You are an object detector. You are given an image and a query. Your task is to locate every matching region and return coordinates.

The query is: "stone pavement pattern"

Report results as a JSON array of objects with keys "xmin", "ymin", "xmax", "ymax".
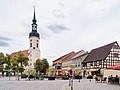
[{"xmin": 0, "ymin": 77, "xmax": 120, "ymax": 90}]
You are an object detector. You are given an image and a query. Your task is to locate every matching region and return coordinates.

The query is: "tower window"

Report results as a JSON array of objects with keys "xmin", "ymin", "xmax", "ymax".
[
  {"xmin": 30, "ymin": 43, "xmax": 32, "ymax": 47},
  {"xmin": 30, "ymin": 39, "xmax": 32, "ymax": 42},
  {"xmin": 37, "ymin": 40, "xmax": 38, "ymax": 42},
  {"xmin": 33, "ymin": 47, "xmax": 35, "ymax": 49},
  {"xmin": 37, "ymin": 43, "xmax": 38, "ymax": 48}
]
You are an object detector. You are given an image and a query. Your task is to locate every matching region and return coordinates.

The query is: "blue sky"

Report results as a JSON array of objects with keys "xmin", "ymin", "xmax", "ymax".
[{"xmin": 1, "ymin": 0, "xmax": 120, "ymax": 65}]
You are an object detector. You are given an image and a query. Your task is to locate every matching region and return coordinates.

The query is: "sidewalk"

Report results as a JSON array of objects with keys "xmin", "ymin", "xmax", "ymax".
[{"xmin": 63, "ymin": 79, "xmax": 120, "ymax": 90}]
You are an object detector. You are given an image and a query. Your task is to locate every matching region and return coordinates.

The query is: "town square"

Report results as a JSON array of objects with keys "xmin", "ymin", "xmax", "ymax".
[
  {"xmin": 0, "ymin": 77, "xmax": 120, "ymax": 90},
  {"xmin": 1, "ymin": 0, "xmax": 120, "ymax": 90}
]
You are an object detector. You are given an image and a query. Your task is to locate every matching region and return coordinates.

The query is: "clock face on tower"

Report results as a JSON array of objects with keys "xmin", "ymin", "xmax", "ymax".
[{"xmin": 32, "ymin": 24, "xmax": 37, "ymax": 30}]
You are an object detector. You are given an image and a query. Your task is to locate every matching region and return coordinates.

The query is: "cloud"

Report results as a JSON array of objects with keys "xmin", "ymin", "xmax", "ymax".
[
  {"xmin": 53, "ymin": 10, "xmax": 65, "ymax": 18},
  {"xmin": 0, "ymin": 35, "xmax": 12, "ymax": 41},
  {"xmin": 19, "ymin": 20, "xmax": 30, "ymax": 29},
  {"xmin": 47, "ymin": 23, "xmax": 69, "ymax": 33},
  {"xmin": 0, "ymin": 35, "xmax": 12, "ymax": 47},
  {"xmin": 46, "ymin": 55, "xmax": 57, "ymax": 59},
  {"xmin": 0, "ymin": 41, "xmax": 9, "ymax": 46},
  {"xmin": 40, "ymin": 31, "xmax": 50, "ymax": 39},
  {"xmin": 59, "ymin": 3, "xmax": 64, "ymax": 8}
]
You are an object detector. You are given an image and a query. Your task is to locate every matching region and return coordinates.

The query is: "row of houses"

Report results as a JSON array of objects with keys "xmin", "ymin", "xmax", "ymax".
[{"xmin": 52, "ymin": 41, "xmax": 120, "ymax": 75}]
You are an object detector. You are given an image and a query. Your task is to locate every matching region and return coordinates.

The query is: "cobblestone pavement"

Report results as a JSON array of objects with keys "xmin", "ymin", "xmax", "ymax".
[{"xmin": 0, "ymin": 77, "xmax": 120, "ymax": 90}]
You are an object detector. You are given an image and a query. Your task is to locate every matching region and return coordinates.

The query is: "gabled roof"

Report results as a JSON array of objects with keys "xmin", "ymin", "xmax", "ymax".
[
  {"xmin": 53, "ymin": 51, "xmax": 75, "ymax": 64},
  {"xmin": 61, "ymin": 51, "xmax": 77, "ymax": 63},
  {"xmin": 72, "ymin": 52, "xmax": 88, "ymax": 60},
  {"xmin": 11, "ymin": 50, "xmax": 29, "ymax": 58},
  {"xmin": 71, "ymin": 50, "xmax": 86, "ymax": 60},
  {"xmin": 83, "ymin": 41, "xmax": 119, "ymax": 63}
]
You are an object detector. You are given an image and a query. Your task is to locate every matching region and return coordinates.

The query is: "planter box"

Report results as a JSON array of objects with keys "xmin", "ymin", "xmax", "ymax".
[
  {"xmin": 75, "ymin": 76, "xmax": 82, "ymax": 79},
  {"xmin": 21, "ymin": 74, "xmax": 28, "ymax": 78},
  {"xmin": 48, "ymin": 77, "xmax": 55, "ymax": 80},
  {"xmin": 62, "ymin": 77, "xmax": 69, "ymax": 80},
  {"xmin": 87, "ymin": 75, "xmax": 93, "ymax": 79}
]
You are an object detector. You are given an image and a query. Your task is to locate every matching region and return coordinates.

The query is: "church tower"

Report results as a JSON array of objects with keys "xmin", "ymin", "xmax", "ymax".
[{"xmin": 29, "ymin": 7, "xmax": 40, "ymax": 69}]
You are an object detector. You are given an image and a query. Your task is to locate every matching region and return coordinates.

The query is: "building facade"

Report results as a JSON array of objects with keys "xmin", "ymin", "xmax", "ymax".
[
  {"xmin": 82, "ymin": 41, "xmax": 120, "ymax": 69},
  {"xmin": 61, "ymin": 51, "xmax": 76, "ymax": 70},
  {"xmin": 71, "ymin": 50, "xmax": 88, "ymax": 69}
]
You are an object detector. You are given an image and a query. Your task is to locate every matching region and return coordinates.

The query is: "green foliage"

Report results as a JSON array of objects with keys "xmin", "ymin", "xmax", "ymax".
[
  {"xmin": 17, "ymin": 51, "xmax": 29, "ymax": 67},
  {"xmin": 0, "ymin": 52, "xmax": 5, "ymax": 72},
  {"xmin": 10, "ymin": 59, "xmax": 18, "ymax": 71},
  {"xmin": 26, "ymin": 69, "xmax": 36, "ymax": 76},
  {"xmin": 15, "ymin": 51, "xmax": 29, "ymax": 74},
  {"xmin": 63, "ymin": 74, "xmax": 69, "ymax": 78},
  {"xmin": 0, "ymin": 53, "xmax": 12, "ymax": 72},
  {"xmin": 34, "ymin": 59, "xmax": 43, "ymax": 72},
  {"xmin": 47, "ymin": 67, "xmax": 56, "ymax": 72},
  {"xmin": 34, "ymin": 58, "xmax": 49, "ymax": 75},
  {"xmin": 42, "ymin": 58, "xmax": 49, "ymax": 69},
  {"xmin": 0, "ymin": 51, "xmax": 29, "ymax": 75},
  {"xmin": 4, "ymin": 54, "xmax": 12, "ymax": 69}
]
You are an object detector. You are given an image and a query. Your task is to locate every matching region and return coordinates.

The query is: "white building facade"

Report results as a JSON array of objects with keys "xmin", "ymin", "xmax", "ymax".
[
  {"xmin": 28, "ymin": 9, "xmax": 40, "ymax": 69},
  {"xmin": 72, "ymin": 50, "xmax": 88, "ymax": 69}
]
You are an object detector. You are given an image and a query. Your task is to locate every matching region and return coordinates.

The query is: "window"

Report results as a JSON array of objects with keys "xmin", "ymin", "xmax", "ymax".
[
  {"xmin": 37, "ymin": 43, "xmax": 38, "ymax": 48},
  {"xmin": 113, "ymin": 53, "xmax": 118, "ymax": 58},
  {"xmin": 36, "ymin": 40, "xmax": 38, "ymax": 42},
  {"xmin": 83, "ymin": 63, "xmax": 87, "ymax": 67},
  {"xmin": 33, "ymin": 47, "xmax": 35, "ymax": 49},
  {"xmin": 94, "ymin": 62, "xmax": 97, "ymax": 66},
  {"xmin": 30, "ymin": 43, "xmax": 32, "ymax": 47},
  {"xmin": 99, "ymin": 61, "xmax": 102, "ymax": 65},
  {"xmin": 90, "ymin": 63, "xmax": 93, "ymax": 66},
  {"xmin": 30, "ymin": 39, "xmax": 32, "ymax": 42}
]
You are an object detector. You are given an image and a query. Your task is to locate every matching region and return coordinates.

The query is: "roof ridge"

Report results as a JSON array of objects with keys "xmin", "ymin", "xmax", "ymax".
[
  {"xmin": 92, "ymin": 41, "xmax": 117, "ymax": 50},
  {"xmin": 83, "ymin": 41, "xmax": 118, "ymax": 63}
]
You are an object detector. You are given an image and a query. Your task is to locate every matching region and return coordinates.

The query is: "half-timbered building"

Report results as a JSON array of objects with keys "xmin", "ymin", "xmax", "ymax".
[{"xmin": 82, "ymin": 41, "xmax": 120, "ymax": 69}]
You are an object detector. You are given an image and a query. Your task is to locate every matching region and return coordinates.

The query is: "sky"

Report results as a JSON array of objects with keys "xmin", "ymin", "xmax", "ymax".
[{"xmin": 1, "ymin": 0, "xmax": 120, "ymax": 65}]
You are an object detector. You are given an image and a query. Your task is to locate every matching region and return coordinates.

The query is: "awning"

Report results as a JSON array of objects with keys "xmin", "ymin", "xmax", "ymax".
[
  {"xmin": 90, "ymin": 69, "xmax": 98, "ymax": 71},
  {"xmin": 107, "ymin": 64, "xmax": 120, "ymax": 70}
]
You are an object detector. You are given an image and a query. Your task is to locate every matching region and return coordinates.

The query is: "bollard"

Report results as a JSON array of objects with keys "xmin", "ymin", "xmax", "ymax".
[
  {"xmin": 9, "ymin": 72, "xmax": 11, "ymax": 81},
  {"xmin": 69, "ymin": 78, "xmax": 70, "ymax": 86},
  {"xmin": 90, "ymin": 79, "xmax": 91, "ymax": 82},
  {"xmin": 71, "ymin": 78, "xmax": 73, "ymax": 90}
]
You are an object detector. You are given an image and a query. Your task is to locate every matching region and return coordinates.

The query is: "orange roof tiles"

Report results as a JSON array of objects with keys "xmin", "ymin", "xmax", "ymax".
[{"xmin": 11, "ymin": 50, "xmax": 29, "ymax": 58}]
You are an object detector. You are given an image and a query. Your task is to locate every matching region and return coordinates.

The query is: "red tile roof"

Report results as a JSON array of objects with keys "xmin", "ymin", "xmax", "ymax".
[
  {"xmin": 53, "ymin": 51, "xmax": 75, "ymax": 65},
  {"xmin": 83, "ymin": 41, "xmax": 119, "ymax": 63},
  {"xmin": 11, "ymin": 50, "xmax": 29, "ymax": 58},
  {"xmin": 53, "ymin": 51, "xmax": 81, "ymax": 65}
]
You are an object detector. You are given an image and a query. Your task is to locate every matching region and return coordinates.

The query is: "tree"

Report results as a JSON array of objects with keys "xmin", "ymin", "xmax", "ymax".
[
  {"xmin": 34, "ymin": 59, "xmax": 43, "ymax": 75},
  {"xmin": 10, "ymin": 58, "xmax": 18, "ymax": 75},
  {"xmin": 4, "ymin": 54, "xmax": 12, "ymax": 70},
  {"xmin": 42, "ymin": 58, "xmax": 49, "ymax": 75},
  {"xmin": 42, "ymin": 58, "xmax": 49, "ymax": 69},
  {"xmin": 34, "ymin": 58, "xmax": 49, "ymax": 75},
  {"xmin": 16, "ymin": 51, "xmax": 29, "ymax": 74},
  {"xmin": 0, "ymin": 52, "xmax": 5, "ymax": 72}
]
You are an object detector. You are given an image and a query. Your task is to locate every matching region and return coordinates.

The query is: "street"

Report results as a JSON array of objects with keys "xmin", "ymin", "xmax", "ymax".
[{"xmin": 0, "ymin": 77, "xmax": 120, "ymax": 90}]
